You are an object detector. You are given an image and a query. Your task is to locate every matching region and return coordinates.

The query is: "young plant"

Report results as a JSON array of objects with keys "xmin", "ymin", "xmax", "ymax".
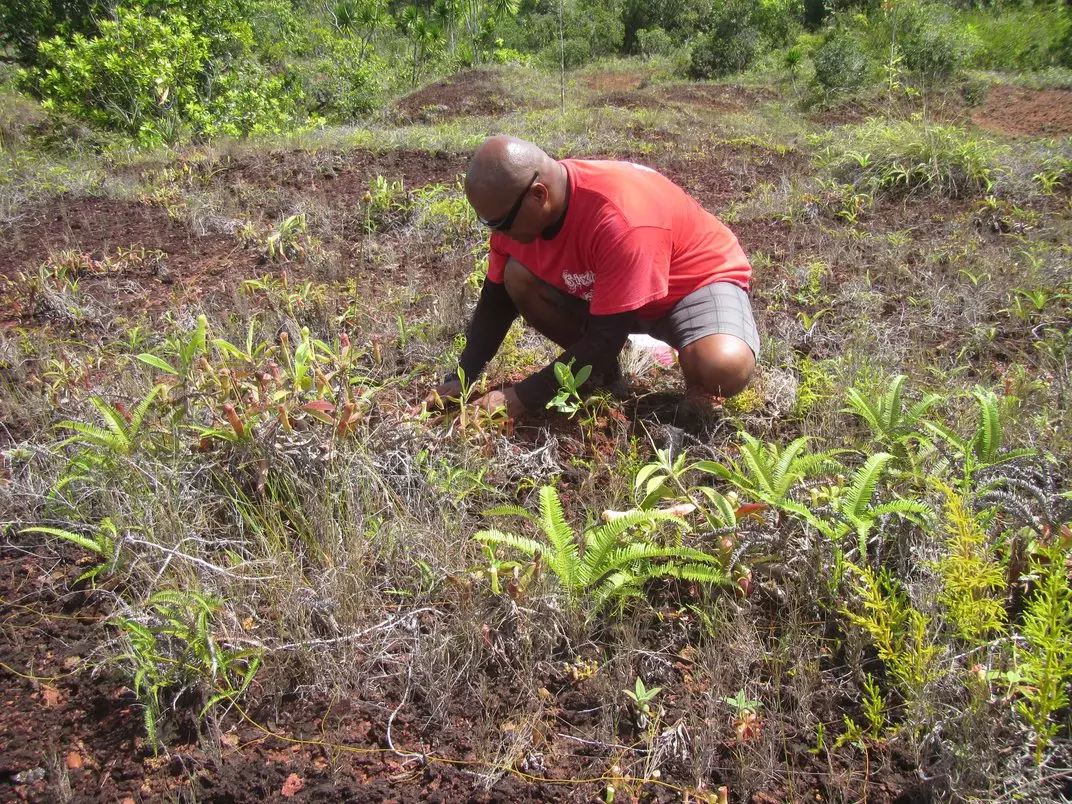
[
  {"xmin": 546, "ymin": 360, "xmax": 592, "ymax": 419},
  {"xmin": 724, "ymin": 689, "xmax": 763, "ymax": 742},
  {"xmin": 624, "ymin": 677, "xmax": 662, "ymax": 727},
  {"xmin": 1014, "ymin": 547, "xmax": 1072, "ymax": 764},
  {"xmin": 474, "ymin": 484, "xmax": 729, "ymax": 613}
]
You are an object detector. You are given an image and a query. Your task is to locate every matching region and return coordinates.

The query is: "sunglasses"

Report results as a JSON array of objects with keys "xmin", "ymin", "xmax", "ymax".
[{"xmin": 477, "ymin": 171, "xmax": 539, "ymax": 232}]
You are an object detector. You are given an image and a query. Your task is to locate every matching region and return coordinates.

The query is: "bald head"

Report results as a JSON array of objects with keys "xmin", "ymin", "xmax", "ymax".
[
  {"xmin": 465, "ymin": 136, "xmax": 568, "ymax": 243},
  {"xmin": 465, "ymin": 136, "xmax": 555, "ymax": 197}
]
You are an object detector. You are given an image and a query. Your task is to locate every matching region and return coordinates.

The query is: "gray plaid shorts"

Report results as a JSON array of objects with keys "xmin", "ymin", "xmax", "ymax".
[{"xmin": 637, "ymin": 282, "xmax": 760, "ymax": 357}]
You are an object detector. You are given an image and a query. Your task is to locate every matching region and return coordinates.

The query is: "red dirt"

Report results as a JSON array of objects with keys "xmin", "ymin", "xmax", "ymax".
[
  {"xmin": 971, "ymin": 84, "xmax": 1072, "ymax": 137},
  {"xmin": 0, "ymin": 198, "xmax": 259, "ymax": 327},
  {"xmin": 395, "ymin": 70, "xmax": 528, "ymax": 123}
]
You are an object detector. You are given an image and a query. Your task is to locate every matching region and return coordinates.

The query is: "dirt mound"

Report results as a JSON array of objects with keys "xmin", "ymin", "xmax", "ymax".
[
  {"xmin": 972, "ymin": 84, "xmax": 1072, "ymax": 137},
  {"xmin": 395, "ymin": 69, "xmax": 517, "ymax": 122}
]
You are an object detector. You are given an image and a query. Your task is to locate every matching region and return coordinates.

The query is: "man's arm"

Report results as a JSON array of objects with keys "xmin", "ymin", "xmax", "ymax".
[
  {"xmin": 512, "ymin": 311, "xmax": 636, "ymax": 411},
  {"xmin": 446, "ymin": 279, "xmax": 519, "ymax": 384}
]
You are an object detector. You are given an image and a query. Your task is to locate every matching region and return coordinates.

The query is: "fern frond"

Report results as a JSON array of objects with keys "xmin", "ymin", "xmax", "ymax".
[
  {"xmin": 773, "ymin": 436, "xmax": 811, "ymax": 496},
  {"xmin": 844, "ymin": 452, "xmax": 894, "ymax": 520},
  {"xmin": 661, "ymin": 562, "xmax": 731, "ymax": 585},
  {"xmin": 128, "ymin": 384, "xmax": 164, "ymax": 437},
  {"xmin": 538, "ymin": 486, "xmax": 579, "ymax": 588},
  {"xmin": 472, "ymin": 529, "xmax": 544, "ymax": 557},
  {"xmin": 89, "ymin": 395, "xmax": 130, "ymax": 446},
  {"xmin": 971, "ymin": 388, "xmax": 1002, "ymax": 463},
  {"xmin": 58, "ymin": 420, "xmax": 123, "ymax": 450},
  {"xmin": 882, "ymin": 374, "xmax": 907, "ymax": 436},
  {"xmin": 481, "ymin": 505, "xmax": 532, "ymax": 520},
  {"xmin": 844, "ymin": 386, "xmax": 884, "ymax": 434},
  {"xmin": 736, "ymin": 433, "xmax": 777, "ymax": 497}
]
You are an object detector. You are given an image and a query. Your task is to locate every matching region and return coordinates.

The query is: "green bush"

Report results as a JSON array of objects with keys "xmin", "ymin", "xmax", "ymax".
[
  {"xmin": 25, "ymin": 5, "xmax": 306, "ymax": 146},
  {"xmin": 296, "ymin": 43, "xmax": 382, "ymax": 122},
  {"xmin": 812, "ymin": 27, "xmax": 872, "ymax": 93},
  {"xmin": 965, "ymin": 7, "xmax": 1067, "ymax": 71},
  {"xmin": 541, "ymin": 38, "xmax": 592, "ymax": 70},
  {"xmin": 754, "ymin": 0, "xmax": 804, "ymax": 48},
  {"xmin": 190, "ymin": 61, "xmax": 303, "ymax": 138},
  {"xmin": 688, "ymin": 0, "xmax": 761, "ymax": 79},
  {"xmin": 892, "ymin": 2, "xmax": 977, "ymax": 81},
  {"xmin": 637, "ymin": 27, "xmax": 674, "ymax": 58},
  {"xmin": 27, "ymin": 7, "xmax": 211, "ymax": 146}
]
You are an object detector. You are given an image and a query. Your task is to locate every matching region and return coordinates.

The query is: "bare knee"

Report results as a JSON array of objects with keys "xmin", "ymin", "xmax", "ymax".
[{"xmin": 679, "ymin": 334, "xmax": 756, "ymax": 398}]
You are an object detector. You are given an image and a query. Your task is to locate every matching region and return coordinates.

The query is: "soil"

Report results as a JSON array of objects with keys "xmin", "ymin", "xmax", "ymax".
[
  {"xmin": 0, "ymin": 539, "xmax": 928, "ymax": 803},
  {"xmin": 971, "ymin": 84, "xmax": 1072, "ymax": 137},
  {"xmin": 0, "ymin": 198, "xmax": 260, "ymax": 328},
  {"xmin": 395, "ymin": 70, "xmax": 541, "ymax": 123},
  {"xmin": 812, "ymin": 84, "xmax": 1072, "ymax": 139}
]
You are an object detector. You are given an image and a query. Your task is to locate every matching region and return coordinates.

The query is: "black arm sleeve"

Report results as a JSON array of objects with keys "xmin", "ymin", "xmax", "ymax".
[
  {"xmin": 513, "ymin": 310, "xmax": 636, "ymax": 411},
  {"xmin": 447, "ymin": 279, "xmax": 518, "ymax": 384}
]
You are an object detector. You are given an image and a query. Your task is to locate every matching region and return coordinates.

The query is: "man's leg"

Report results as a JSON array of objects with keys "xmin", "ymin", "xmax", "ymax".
[
  {"xmin": 678, "ymin": 334, "xmax": 756, "ymax": 398},
  {"xmin": 502, "ymin": 257, "xmax": 588, "ymax": 348},
  {"xmin": 655, "ymin": 282, "xmax": 760, "ymax": 399}
]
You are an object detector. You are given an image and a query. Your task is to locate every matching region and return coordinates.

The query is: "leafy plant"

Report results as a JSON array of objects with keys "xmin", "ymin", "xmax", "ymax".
[
  {"xmin": 21, "ymin": 518, "xmax": 121, "ymax": 583},
  {"xmin": 546, "ymin": 360, "xmax": 592, "ymax": 418},
  {"xmin": 474, "ymin": 484, "xmax": 728, "ymax": 612},
  {"xmin": 114, "ymin": 589, "xmax": 260, "ymax": 753},
  {"xmin": 1014, "ymin": 547, "xmax": 1072, "ymax": 764},
  {"xmin": 843, "ymin": 374, "xmax": 941, "ymax": 470},
  {"xmin": 930, "ymin": 481, "xmax": 1006, "ymax": 643},
  {"xmin": 843, "ymin": 564, "xmax": 939, "ymax": 698}
]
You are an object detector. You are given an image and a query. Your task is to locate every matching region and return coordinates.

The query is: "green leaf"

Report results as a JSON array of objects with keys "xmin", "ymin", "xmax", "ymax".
[{"xmin": 136, "ymin": 353, "xmax": 179, "ymax": 375}]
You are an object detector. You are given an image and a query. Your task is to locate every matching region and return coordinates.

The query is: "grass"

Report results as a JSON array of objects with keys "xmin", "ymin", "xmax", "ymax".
[{"xmin": 2, "ymin": 57, "xmax": 1072, "ymax": 801}]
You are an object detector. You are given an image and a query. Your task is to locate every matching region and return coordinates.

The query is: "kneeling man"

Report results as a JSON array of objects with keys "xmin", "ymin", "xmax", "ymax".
[{"xmin": 433, "ymin": 135, "xmax": 759, "ymax": 418}]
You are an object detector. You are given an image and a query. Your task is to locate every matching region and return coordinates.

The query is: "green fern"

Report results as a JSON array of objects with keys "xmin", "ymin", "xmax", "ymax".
[
  {"xmin": 922, "ymin": 387, "xmax": 1035, "ymax": 494},
  {"xmin": 20, "ymin": 518, "xmax": 121, "ymax": 583},
  {"xmin": 474, "ymin": 485, "xmax": 729, "ymax": 613},
  {"xmin": 843, "ymin": 374, "xmax": 941, "ymax": 466}
]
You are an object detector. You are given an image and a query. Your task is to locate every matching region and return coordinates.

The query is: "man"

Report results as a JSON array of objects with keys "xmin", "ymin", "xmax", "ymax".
[{"xmin": 430, "ymin": 135, "xmax": 759, "ymax": 418}]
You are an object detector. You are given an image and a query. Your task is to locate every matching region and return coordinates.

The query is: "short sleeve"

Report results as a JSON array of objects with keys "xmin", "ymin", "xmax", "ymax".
[{"xmin": 486, "ymin": 235, "xmax": 510, "ymax": 284}]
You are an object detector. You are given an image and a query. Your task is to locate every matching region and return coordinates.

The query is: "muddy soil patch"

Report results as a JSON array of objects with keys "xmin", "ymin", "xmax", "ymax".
[
  {"xmin": 0, "ymin": 198, "xmax": 259, "ymax": 326},
  {"xmin": 972, "ymin": 84, "xmax": 1072, "ymax": 137},
  {"xmin": 395, "ymin": 70, "xmax": 523, "ymax": 123}
]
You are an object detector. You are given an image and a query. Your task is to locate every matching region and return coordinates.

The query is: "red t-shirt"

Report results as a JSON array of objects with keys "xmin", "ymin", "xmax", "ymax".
[{"xmin": 487, "ymin": 159, "xmax": 751, "ymax": 320}]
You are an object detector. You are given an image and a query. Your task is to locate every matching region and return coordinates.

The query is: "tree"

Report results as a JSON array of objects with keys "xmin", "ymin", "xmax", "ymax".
[{"xmin": 399, "ymin": 5, "xmax": 443, "ymax": 85}]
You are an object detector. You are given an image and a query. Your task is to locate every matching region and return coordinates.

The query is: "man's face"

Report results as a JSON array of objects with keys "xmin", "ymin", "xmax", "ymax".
[{"xmin": 470, "ymin": 172, "xmax": 543, "ymax": 245}]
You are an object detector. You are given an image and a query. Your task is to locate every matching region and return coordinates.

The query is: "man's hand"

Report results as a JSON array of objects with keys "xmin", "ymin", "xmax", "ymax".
[
  {"xmin": 424, "ymin": 379, "xmax": 464, "ymax": 411},
  {"xmin": 472, "ymin": 386, "xmax": 526, "ymax": 419}
]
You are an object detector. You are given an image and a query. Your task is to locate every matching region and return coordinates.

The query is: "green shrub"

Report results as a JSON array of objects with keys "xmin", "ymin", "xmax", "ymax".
[
  {"xmin": 296, "ymin": 44, "xmax": 382, "ymax": 122},
  {"xmin": 637, "ymin": 26, "xmax": 674, "ymax": 58},
  {"xmin": 965, "ymin": 7, "xmax": 1068, "ymax": 71},
  {"xmin": 754, "ymin": 0, "xmax": 804, "ymax": 49},
  {"xmin": 541, "ymin": 38, "xmax": 591, "ymax": 70},
  {"xmin": 891, "ymin": 2, "xmax": 977, "ymax": 81},
  {"xmin": 688, "ymin": 0, "xmax": 762, "ymax": 79},
  {"xmin": 812, "ymin": 28, "xmax": 872, "ymax": 93},
  {"xmin": 27, "ymin": 7, "xmax": 211, "ymax": 146},
  {"xmin": 189, "ymin": 61, "xmax": 303, "ymax": 138}
]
